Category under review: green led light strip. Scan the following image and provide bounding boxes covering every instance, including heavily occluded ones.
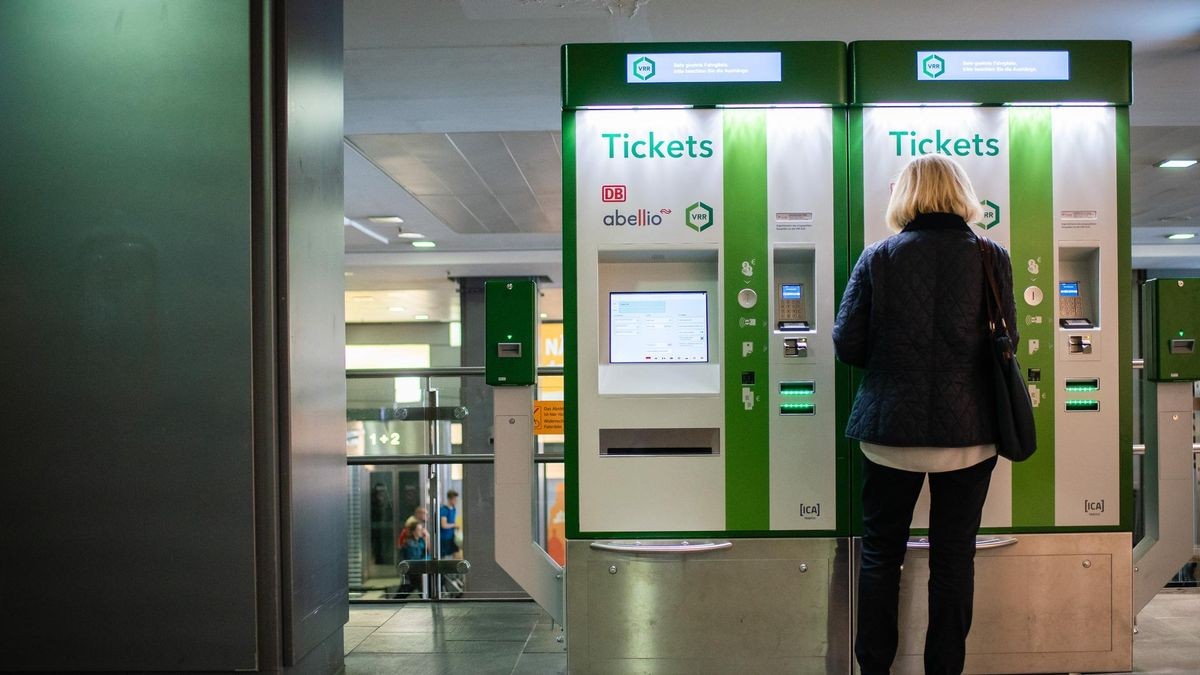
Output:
[1065,399,1101,412]
[780,380,816,396]
[780,403,816,415]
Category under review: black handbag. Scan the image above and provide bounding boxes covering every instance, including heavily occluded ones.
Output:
[978,238,1037,462]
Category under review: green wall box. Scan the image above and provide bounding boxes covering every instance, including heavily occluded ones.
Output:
[486,279,538,386]
[1142,278,1200,382]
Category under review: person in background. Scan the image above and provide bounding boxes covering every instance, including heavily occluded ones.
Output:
[400,521,427,561]
[396,505,429,550]
[833,154,1016,675]
[440,490,460,559]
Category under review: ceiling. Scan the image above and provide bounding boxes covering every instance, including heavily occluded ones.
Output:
[343,0,1200,312]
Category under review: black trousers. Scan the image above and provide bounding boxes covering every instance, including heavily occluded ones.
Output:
[855,454,998,675]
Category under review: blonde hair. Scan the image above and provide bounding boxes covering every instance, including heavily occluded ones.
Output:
[884,154,984,233]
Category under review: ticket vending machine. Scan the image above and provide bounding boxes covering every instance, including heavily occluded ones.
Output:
[562,43,851,673]
[848,41,1133,673]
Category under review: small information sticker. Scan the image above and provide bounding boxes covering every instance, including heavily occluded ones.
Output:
[533,401,565,435]
[627,52,782,84]
[916,51,1069,81]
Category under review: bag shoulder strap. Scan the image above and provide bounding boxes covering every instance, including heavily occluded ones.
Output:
[976,237,1007,331]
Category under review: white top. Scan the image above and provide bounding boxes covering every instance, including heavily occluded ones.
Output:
[861,441,997,474]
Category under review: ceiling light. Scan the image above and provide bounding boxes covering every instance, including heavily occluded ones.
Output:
[397,232,425,239]
[412,241,436,248]
[388,306,406,312]
[344,272,354,277]
[414,314,430,320]
[1166,233,1195,240]
[367,216,404,224]
[540,313,549,319]
[1156,159,1197,169]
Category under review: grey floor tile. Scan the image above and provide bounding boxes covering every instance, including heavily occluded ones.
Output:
[447,622,539,641]
[522,623,566,653]
[343,626,376,655]
[346,606,401,627]
[512,651,569,674]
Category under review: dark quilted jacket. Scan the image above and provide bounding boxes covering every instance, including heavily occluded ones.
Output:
[833,212,1018,447]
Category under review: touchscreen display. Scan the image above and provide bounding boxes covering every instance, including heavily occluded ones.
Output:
[610,292,708,363]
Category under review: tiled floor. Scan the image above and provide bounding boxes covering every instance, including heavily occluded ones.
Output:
[345,601,565,675]
[344,589,1199,674]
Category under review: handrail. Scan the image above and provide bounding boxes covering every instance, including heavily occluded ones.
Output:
[1132,443,1200,456]
[347,366,564,379]
[347,453,565,466]
[590,541,733,554]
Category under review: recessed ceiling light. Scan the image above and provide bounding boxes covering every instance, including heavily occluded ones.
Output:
[397,232,425,239]
[539,313,549,319]
[1166,233,1195,240]
[412,241,436,248]
[388,306,406,312]
[414,314,430,320]
[344,272,354,277]
[367,216,404,224]
[1156,159,1197,169]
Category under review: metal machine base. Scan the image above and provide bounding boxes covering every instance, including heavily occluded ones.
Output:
[853,532,1132,674]
[567,538,850,674]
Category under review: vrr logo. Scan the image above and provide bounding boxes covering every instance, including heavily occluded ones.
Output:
[601,185,627,203]
[975,200,1001,230]
[922,54,946,79]
[685,201,714,232]
[632,56,656,81]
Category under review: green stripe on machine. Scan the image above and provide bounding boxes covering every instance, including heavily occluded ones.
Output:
[723,110,771,530]
[1007,107,1056,528]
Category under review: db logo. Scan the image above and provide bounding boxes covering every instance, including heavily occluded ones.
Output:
[601,185,627,202]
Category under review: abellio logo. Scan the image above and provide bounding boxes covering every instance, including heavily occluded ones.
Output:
[632,56,656,81]
[685,201,714,232]
[603,207,670,227]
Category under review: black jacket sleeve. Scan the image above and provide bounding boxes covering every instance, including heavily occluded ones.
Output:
[833,249,873,367]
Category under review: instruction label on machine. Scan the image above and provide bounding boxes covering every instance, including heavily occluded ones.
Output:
[533,401,565,435]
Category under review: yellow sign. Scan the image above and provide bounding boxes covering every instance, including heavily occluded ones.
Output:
[533,400,565,435]
[538,322,564,367]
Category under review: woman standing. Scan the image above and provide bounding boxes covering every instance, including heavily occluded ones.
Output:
[833,154,1018,675]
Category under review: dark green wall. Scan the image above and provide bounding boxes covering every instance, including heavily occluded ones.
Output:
[0,1,257,670]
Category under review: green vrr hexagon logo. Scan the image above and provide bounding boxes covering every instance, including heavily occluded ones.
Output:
[975,200,1001,230]
[685,201,714,232]
[632,56,656,81]
[922,54,946,79]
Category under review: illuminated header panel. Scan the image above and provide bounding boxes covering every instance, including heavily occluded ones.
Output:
[850,40,1130,105]
[562,42,847,109]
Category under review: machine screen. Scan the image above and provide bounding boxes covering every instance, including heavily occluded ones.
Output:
[1059,281,1080,297]
[780,284,803,300]
[610,291,709,363]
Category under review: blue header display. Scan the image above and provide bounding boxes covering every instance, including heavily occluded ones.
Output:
[1060,281,1080,297]
[781,284,803,300]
